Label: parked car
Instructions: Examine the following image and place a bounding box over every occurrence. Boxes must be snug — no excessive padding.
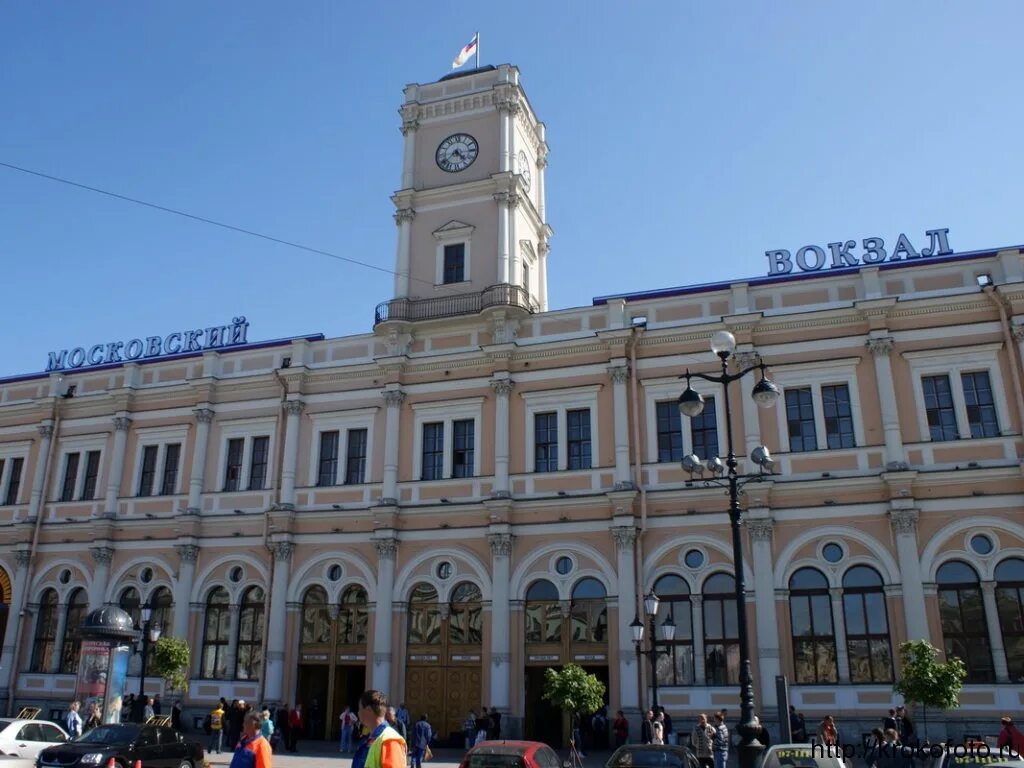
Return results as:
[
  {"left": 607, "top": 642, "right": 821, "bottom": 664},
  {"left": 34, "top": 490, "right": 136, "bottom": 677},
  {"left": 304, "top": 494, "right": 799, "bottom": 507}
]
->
[
  {"left": 458, "top": 741, "right": 563, "bottom": 768},
  {"left": 757, "top": 744, "right": 848, "bottom": 768},
  {"left": 605, "top": 744, "right": 701, "bottom": 768},
  {"left": 36, "top": 723, "right": 203, "bottom": 768},
  {"left": 0, "top": 720, "right": 69, "bottom": 760},
  {"left": 922, "top": 742, "right": 1023, "bottom": 768}
]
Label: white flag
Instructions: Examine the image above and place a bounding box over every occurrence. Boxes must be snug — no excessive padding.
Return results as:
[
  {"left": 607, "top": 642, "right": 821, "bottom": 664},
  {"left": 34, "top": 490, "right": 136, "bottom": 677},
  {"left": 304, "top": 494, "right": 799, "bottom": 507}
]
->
[{"left": 452, "top": 34, "right": 479, "bottom": 69}]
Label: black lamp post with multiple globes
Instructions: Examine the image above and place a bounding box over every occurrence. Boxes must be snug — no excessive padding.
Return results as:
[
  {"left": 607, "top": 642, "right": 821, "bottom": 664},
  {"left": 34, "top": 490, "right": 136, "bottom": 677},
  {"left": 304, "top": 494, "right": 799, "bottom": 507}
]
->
[
  {"left": 136, "top": 601, "right": 163, "bottom": 700},
  {"left": 677, "top": 330, "right": 781, "bottom": 768},
  {"left": 630, "top": 592, "right": 676, "bottom": 713}
]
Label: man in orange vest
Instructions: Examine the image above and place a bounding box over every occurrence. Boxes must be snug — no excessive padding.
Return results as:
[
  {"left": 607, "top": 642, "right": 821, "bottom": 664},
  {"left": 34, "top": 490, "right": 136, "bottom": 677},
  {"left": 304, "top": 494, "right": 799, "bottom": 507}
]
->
[{"left": 351, "top": 690, "right": 407, "bottom": 768}]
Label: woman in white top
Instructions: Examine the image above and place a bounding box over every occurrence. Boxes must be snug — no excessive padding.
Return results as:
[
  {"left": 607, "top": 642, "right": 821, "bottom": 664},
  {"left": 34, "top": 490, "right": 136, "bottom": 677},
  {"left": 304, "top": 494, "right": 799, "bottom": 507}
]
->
[{"left": 652, "top": 713, "right": 665, "bottom": 745}]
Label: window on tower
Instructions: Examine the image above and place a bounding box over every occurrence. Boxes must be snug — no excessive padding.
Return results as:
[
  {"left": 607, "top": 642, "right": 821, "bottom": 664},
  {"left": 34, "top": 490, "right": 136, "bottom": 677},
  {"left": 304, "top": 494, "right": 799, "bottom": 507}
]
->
[{"left": 443, "top": 243, "right": 466, "bottom": 284}]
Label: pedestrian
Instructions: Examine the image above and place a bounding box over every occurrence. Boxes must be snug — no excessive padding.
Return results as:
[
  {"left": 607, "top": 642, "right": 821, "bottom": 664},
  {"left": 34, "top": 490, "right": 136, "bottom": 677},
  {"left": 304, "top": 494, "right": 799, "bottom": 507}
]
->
[
  {"left": 463, "top": 711, "right": 477, "bottom": 750},
  {"left": 351, "top": 690, "right": 406, "bottom": 768},
  {"left": 474, "top": 712, "right": 489, "bottom": 746},
  {"left": 275, "top": 705, "right": 290, "bottom": 751},
  {"left": 309, "top": 699, "right": 321, "bottom": 742},
  {"left": 66, "top": 701, "right": 83, "bottom": 739},
  {"left": 340, "top": 706, "right": 358, "bottom": 753},
  {"left": 489, "top": 707, "right": 502, "bottom": 740},
  {"left": 122, "top": 694, "right": 135, "bottom": 723},
  {"left": 865, "top": 727, "right": 885, "bottom": 768},
  {"left": 817, "top": 716, "right": 838, "bottom": 747},
  {"left": 153, "top": 695, "right": 162, "bottom": 716},
  {"left": 143, "top": 696, "right": 155, "bottom": 722},
  {"left": 663, "top": 709, "right": 674, "bottom": 746},
  {"left": 894, "top": 707, "right": 915, "bottom": 747},
  {"left": 209, "top": 699, "right": 225, "bottom": 754},
  {"left": 883, "top": 709, "right": 897, "bottom": 733},
  {"left": 998, "top": 717, "right": 1024, "bottom": 756},
  {"left": 83, "top": 702, "right": 101, "bottom": 733},
  {"left": 691, "top": 714, "right": 714, "bottom": 768},
  {"left": 171, "top": 700, "right": 183, "bottom": 731},
  {"left": 572, "top": 711, "right": 586, "bottom": 754},
  {"left": 260, "top": 710, "right": 275, "bottom": 742},
  {"left": 287, "top": 704, "right": 304, "bottom": 753},
  {"left": 752, "top": 716, "right": 771, "bottom": 748},
  {"left": 794, "top": 712, "right": 807, "bottom": 743},
  {"left": 592, "top": 707, "right": 607, "bottom": 750},
  {"left": 229, "top": 711, "right": 272, "bottom": 768},
  {"left": 226, "top": 700, "right": 241, "bottom": 748},
  {"left": 397, "top": 703, "right": 411, "bottom": 729},
  {"left": 411, "top": 714, "right": 433, "bottom": 768},
  {"left": 613, "top": 710, "right": 629, "bottom": 749},
  {"left": 712, "top": 712, "right": 729, "bottom": 768},
  {"left": 641, "top": 710, "right": 653, "bottom": 745},
  {"left": 387, "top": 707, "right": 408, "bottom": 743},
  {"left": 652, "top": 712, "right": 665, "bottom": 745}
]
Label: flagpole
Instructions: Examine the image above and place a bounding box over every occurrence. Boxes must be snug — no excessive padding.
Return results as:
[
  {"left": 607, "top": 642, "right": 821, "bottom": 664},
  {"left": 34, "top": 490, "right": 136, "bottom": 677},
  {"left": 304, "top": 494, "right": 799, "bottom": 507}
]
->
[{"left": 475, "top": 31, "right": 480, "bottom": 67}]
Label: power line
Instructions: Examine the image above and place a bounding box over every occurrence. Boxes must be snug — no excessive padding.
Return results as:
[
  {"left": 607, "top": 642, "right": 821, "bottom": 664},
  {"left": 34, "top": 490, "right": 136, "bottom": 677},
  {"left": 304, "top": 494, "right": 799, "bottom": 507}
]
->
[{"left": 0, "top": 160, "right": 427, "bottom": 286}]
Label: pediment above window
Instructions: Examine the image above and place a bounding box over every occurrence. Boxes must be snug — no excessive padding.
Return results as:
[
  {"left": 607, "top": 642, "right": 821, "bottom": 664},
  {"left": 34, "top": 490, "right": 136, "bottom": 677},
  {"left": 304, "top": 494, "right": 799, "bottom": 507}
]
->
[{"left": 433, "top": 220, "right": 475, "bottom": 241}]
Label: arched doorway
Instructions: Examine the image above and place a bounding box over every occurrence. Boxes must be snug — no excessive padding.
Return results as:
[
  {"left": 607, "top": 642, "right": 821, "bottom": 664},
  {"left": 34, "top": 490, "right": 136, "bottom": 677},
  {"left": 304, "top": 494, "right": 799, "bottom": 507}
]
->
[
  {"left": 404, "top": 581, "right": 482, "bottom": 745},
  {"left": 0, "top": 567, "right": 10, "bottom": 670},
  {"left": 296, "top": 585, "right": 368, "bottom": 740}
]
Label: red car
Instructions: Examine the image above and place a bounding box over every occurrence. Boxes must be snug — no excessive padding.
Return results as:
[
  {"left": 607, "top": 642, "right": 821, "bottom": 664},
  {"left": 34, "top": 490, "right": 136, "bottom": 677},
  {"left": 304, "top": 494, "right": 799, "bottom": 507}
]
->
[{"left": 458, "top": 741, "right": 563, "bottom": 768}]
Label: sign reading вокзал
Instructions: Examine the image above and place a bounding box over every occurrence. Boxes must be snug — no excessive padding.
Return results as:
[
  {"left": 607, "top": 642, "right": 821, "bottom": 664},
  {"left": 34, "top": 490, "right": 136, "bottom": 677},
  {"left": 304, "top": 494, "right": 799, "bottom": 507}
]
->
[
  {"left": 765, "top": 228, "right": 952, "bottom": 276},
  {"left": 46, "top": 316, "right": 250, "bottom": 372}
]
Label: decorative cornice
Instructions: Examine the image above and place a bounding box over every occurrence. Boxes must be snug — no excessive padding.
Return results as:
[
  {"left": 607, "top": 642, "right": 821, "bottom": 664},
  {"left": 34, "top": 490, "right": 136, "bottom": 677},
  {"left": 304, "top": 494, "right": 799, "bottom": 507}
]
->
[
  {"left": 608, "top": 365, "right": 630, "bottom": 385},
  {"left": 375, "top": 538, "right": 398, "bottom": 560},
  {"left": 490, "top": 379, "right": 514, "bottom": 397},
  {"left": 866, "top": 336, "right": 895, "bottom": 356},
  {"left": 193, "top": 408, "right": 215, "bottom": 424},
  {"left": 889, "top": 508, "right": 918, "bottom": 536},
  {"left": 487, "top": 533, "right": 513, "bottom": 558},
  {"left": 90, "top": 547, "right": 115, "bottom": 566},
  {"left": 176, "top": 544, "right": 200, "bottom": 563},
  {"left": 611, "top": 526, "right": 637, "bottom": 551},
  {"left": 747, "top": 519, "right": 774, "bottom": 542},
  {"left": 400, "top": 118, "right": 419, "bottom": 136},
  {"left": 272, "top": 542, "right": 295, "bottom": 563},
  {"left": 283, "top": 400, "right": 305, "bottom": 416},
  {"left": 496, "top": 96, "right": 522, "bottom": 116},
  {"left": 113, "top": 416, "right": 132, "bottom": 432},
  {"left": 383, "top": 390, "right": 406, "bottom": 408},
  {"left": 393, "top": 208, "right": 415, "bottom": 225}
]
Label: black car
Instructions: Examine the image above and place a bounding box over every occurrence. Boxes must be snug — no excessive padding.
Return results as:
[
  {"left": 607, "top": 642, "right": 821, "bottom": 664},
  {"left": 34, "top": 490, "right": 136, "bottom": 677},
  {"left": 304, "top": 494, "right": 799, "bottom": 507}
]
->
[
  {"left": 36, "top": 724, "right": 204, "bottom": 768},
  {"left": 605, "top": 745, "right": 702, "bottom": 768}
]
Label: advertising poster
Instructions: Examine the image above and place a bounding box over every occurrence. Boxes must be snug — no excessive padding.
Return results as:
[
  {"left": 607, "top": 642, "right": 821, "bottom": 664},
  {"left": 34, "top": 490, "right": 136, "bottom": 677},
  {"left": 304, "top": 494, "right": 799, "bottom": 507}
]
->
[
  {"left": 103, "top": 646, "right": 130, "bottom": 725},
  {"left": 74, "top": 641, "right": 111, "bottom": 715}
]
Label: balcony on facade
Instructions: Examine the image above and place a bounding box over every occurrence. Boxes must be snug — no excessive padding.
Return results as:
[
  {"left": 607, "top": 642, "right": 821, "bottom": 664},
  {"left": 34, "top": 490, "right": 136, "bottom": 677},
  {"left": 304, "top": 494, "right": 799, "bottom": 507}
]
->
[{"left": 374, "top": 283, "right": 538, "bottom": 325}]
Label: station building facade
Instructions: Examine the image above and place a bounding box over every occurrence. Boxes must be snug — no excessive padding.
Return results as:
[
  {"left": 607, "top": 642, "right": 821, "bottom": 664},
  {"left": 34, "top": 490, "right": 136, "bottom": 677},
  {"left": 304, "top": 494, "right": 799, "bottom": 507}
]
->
[{"left": 1, "top": 65, "right": 1023, "bottom": 742}]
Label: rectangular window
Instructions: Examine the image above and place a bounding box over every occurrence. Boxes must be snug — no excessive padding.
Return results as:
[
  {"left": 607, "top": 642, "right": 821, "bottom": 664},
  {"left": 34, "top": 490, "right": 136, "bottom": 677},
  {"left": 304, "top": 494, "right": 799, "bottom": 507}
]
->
[
  {"left": 421, "top": 423, "right": 444, "bottom": 481},
  {"left": 345, "top": 429, "right": 368, "bottom": 485},
  {"left": 567, "top": 409, "right": 592, "bottom": 470},
  {"left": 223, "top": 438, "right": 244, "bottom": 491},
  {"left": 4, "top": 457, "right": 23, "bottom": 505},
  {"left": 60, "top": 453, "right": 80, "bottom": 502},
  {"left": 138, "top": 446, "right": 159, "bottom": 497},
  {"left": 160, "top": 444, "right": 181, "bottom": 496},
  {"left": 822, "top": 384, "right": 856, "bottom": 449},
  {"left": 691, "top": 396, "right": 719, "bottom": 460},
  {"left": 534, "top": 412, "right": 558, "bottom": 472},
  {"left": 452, "top": 419, "right": 475, "bottom": 478},
  {"left": 316, "top": 431, "right": 339, "bottom": 486},
  {"left": 655, "top": 401, "right": 683, "bottom": 463},
  {"left": 443, "top": 243, "right": 465, "bottom": 284},
  {"left": 961, "top": 371, "right": 999, "bottom": 438},
  {"left": 81, "top": 451, "right": 101, "bottom": 500},
  {"left": 248, "top": 436, "right": 269, "bottom": 490},
  {"left": 922, "top": 374, "right": 958, "bottom": 441},
  {"left": 785, "top": 387, "right": 817, "bottom": 453}
]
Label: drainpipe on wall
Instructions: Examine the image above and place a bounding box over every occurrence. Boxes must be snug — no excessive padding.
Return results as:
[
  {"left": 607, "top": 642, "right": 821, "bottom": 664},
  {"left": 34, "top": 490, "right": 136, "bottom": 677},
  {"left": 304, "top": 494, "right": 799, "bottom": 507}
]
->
[
  {"left": 7, "top": 384, "right": 63, "bottom": 715},
  {"left": 628, "top": 324, "right": 648, "bottom": 712},
  {"left": 981, "top": 285, "right": 1024, "bottom": 437}
]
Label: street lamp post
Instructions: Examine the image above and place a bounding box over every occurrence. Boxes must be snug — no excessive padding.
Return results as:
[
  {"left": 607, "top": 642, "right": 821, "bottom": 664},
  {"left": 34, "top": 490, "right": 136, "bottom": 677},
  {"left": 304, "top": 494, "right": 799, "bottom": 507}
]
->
[
  {"left": 677, "top": 330, "right": 781, "bottom": 768},
  {"left": 630, "top": 592, "right": 676, "bottom": 713},
  {"left": 136, "top": 601, "right": 163, "bottom": 703}
]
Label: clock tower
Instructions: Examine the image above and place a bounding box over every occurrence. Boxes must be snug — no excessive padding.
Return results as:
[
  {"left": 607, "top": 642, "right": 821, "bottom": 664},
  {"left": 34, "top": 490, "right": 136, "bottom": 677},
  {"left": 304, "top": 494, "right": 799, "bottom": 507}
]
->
[{"left": 381, "top": 64, "right": 551, "bottom": 323}]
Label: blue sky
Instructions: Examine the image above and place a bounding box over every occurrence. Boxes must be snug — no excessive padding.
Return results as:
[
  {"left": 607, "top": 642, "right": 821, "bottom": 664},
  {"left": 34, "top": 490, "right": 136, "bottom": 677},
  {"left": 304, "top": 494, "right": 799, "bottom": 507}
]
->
[{"left": 2, "top": 2, "right": 1022, "bottom": 377}]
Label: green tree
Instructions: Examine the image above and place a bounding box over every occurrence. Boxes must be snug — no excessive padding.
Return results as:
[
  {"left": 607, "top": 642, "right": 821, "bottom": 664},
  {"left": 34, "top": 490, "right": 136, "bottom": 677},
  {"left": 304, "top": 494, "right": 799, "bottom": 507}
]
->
[
  {"left": 541, "top": 665, "right": 607, "bottom": 747},
  {"left": 892, "top": 640, "right": 966, "bottom": 743},
  {"left": 151, "top": 637, "right": 192, "bottom": 694}
]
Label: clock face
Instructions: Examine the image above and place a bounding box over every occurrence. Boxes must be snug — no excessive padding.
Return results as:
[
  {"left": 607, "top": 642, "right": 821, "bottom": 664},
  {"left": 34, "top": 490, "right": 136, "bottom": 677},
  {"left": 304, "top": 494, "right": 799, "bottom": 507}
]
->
[
  {"left": 517, "top": 150, "right": 532, "bottom": 192},
  {"left": 436, "top": 133, "right": 479, "bottom": 173}
]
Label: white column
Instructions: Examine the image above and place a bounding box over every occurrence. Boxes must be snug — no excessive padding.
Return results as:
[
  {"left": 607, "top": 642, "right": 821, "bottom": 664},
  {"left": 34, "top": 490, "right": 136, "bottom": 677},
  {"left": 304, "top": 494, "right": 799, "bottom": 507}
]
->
[
  {"left": 829, "top": 588, "right": 851, "bottom": 683},
  {"left": 393, "top": 209, "right": 414, "bottom": 298},
  {"left": 538, "top": 240, "right": 549, "bottom": 312},
  {"left": 734, "top": 351, "right": 762, "bottom": 462},
  {"left": 51, "top": 602, "right": 69, "bottom": 674},
  {"left": 264, "top": 541, "right": 294, "bottom": 703},
  {"left": 490, "top": 378, "right": 513, "bottom": 497},
  {"left": 173, "top": 544, "right": 199, "bottom": 641},
  {"left": 867, "top": 337, "right": 907, "bottom": 468},
  {"left": 224, "top": 604, "right": 240, "bottom": 680},
  {"left": 88, "top": 547, "right": 114, "bottom": 609},
  {"left": 747, "top": 518, "right": 781, "bottom": 707},
  {"left": 28, "top": 423, "right": 54, "bottom": 520},
  {"left": 498, "top": 101, "right": 512, "bottom": 172},
  {"left": 691, "top": 596, "right": 706, "bottom": 685},
  {"left": 104, "top": 416, "right": 131, "bottom": 517},
  {"left": 187, "top": 408, "right": 215, "bottom": 515},
  {"left": 890, "top": 508, "right": 931, "bottom": 642},
  {"left": 280, "top": 400, "right": 304, "bottom": 509},
  {"left": 980, "top": 581, "right": 1010, "bottom": 683},
  {"left": 612, "top": 525, "right": 639, "bottom": 711},
  {"left": 488, "top": 532, "right": 513, "bottom": 711},
  {"left": 495, "top": 193, "right": 510, "bottom": 284},
  {"left": 0, "top": 549, "right": 31, "bottom": 696},
  {"left": 372, "top": 536, "right": 398, "bottom": 693},
  {"left": 381, "top": 390, "right": 404, "bottom": 505},
  {"left": 509, "top": 194, "right": 519, "bottom": 285},
  {"left": 609, "top": 365, "right": 633, "bottom": 488},
  {"left": 400, "top": 115, "right": 417, "bottom": 189},
  {"left": 537, "top": 154, "right": 547, "bottom": 221}
]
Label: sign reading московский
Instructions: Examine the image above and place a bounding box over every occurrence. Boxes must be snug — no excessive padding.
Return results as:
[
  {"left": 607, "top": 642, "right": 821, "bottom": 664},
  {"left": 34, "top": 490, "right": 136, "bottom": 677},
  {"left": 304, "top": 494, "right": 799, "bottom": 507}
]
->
[
  {"left": 765, "top": 228, "right": 952, "bottom": 276},
  {"left": 45, "top": 316, "right": 251, "bottom": 372}
]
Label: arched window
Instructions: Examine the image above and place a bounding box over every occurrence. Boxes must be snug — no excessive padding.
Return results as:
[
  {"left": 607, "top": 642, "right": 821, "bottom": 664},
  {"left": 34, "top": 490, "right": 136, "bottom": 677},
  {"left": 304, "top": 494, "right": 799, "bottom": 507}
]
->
[
  {"left": 301, "top": 586, "right": 331, "bottom": 645},
  {"left": 235, "top": 586, "right": 265, "bottom": 680},
  {"left": 201, "top": 587, "right": 230, "bottom": 679},
  {"left": 789, "top": 567, "right": 836, "bottom": 683},
  {"left": 338, "top": 586, "right": 369, "bottom": 645},
  {"left": 842, "top": 566, "right": 892, "bottom": 682},
  {"left": 59, "top": 588, "right": 88, "bottom": 674},
  {"left": 525, "top": 579, "right": 561, "bottom": 643},
  {"left": 995, "top": 557, "right": 1024, "bottom": 682},
  {"left": 570, "top": 578, "right": 608, "bottom": 643},
  {"left": 119, "top": 587, "right": 141, "bottom": 627},
  {"left": 449, "top": 582, "right": 483, "bottom": 645},
  {"left": 703, "top": 573, "right": 739, "bottom": 685},
  {"left": 30, "top": 589, "right": 59, "bottom": 672},
  {"left": 408, "top": 584, "right": 441, "bottom": 645},
  {"left": 653, "top": 574, "right": 693, "bottom": 686},
  {"left": 149, "top": 587, "right": 173, "bottom": 634},
  {"left": 937, "top": 561, "right": 993, "bottom": 682}
]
